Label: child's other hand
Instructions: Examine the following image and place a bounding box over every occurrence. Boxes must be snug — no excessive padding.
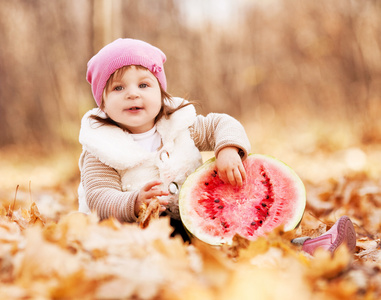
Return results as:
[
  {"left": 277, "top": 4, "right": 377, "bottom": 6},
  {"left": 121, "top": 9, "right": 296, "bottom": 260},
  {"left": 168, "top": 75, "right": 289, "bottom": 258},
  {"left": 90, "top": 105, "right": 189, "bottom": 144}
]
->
[
  {"left": 216, "top": 146, "right": 246, "bottom": 187},
  {"left": 135, "top": 180, "right": 169, "bottom": 216}
]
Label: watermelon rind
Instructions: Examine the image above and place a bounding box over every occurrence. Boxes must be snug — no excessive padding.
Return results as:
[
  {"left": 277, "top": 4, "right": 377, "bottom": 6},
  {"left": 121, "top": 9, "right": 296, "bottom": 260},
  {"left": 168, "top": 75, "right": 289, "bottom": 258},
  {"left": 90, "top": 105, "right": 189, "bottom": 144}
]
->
[{"left": 179, "top": 154, "right": 306, "bottom": 246}]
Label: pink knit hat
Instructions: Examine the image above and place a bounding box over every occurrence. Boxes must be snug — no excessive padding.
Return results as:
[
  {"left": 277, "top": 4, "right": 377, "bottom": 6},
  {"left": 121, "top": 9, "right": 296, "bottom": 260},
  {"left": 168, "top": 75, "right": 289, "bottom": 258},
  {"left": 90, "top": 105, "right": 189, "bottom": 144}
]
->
[{"left": 86, "top": 38, "right": 167, "bottom": 106}]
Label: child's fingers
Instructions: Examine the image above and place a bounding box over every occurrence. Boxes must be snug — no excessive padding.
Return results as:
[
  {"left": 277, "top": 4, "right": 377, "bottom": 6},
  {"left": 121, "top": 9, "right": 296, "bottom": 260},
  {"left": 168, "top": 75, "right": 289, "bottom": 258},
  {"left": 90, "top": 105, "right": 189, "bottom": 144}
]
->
[
  {"left": 144, "top": 189, "right": 169, "bottom": 201},
  {"left": 142, "top": 180, "right": 162, "bottom": 191},
  {"left": 238, "top": 163, "right": 246, "bottom": 182},
  {"left": 233, "top": 168, "right": 243, "bottom": 187},
  {"left": 226, "top": 169, "right": 237, "bottom": 186},
  {"left": 220, "top": 169, "right": 238, "bottom": 186},
  {"left": 140, "top": 181, "right": 169, "bottom": 204},
  {"left": 231, "top": 161, "right": 246, "bottom": 187},
  {"left": 219, "top": 162, "right": 246, "bottom": 186},
  {"left": 217, "top": 170, "right": 228, "bottom": 185}
]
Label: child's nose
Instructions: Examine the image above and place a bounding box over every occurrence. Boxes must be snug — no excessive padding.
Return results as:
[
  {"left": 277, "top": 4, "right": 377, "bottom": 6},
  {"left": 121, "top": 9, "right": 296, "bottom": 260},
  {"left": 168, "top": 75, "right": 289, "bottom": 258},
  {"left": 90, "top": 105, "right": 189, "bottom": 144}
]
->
[
  {"left": 126, "top": 93, "right": 138, "bottom": 100},
  {"left": 125, "top": 87, "right": 139, "bottom": 99}
]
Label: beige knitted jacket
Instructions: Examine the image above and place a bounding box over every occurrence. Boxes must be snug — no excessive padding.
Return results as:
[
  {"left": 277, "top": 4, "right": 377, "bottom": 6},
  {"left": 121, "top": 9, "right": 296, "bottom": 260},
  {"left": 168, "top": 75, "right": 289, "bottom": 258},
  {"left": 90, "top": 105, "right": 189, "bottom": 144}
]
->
[{"left": 78, "top": 98, "right": 251, "bottom": 223}]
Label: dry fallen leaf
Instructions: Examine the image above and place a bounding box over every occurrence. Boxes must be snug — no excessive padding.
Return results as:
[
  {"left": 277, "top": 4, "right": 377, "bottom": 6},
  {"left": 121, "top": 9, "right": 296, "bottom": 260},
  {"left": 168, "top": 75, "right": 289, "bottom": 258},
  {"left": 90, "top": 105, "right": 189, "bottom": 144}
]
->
[
  {"left": 306, "top": 246, "right": 353, "bottom": 280},
  {"left": 1, "top": 161, "right": 381, "bottom": 299},
  {"left": 137, "top": 198, "right": 161, "bottom": 229}
]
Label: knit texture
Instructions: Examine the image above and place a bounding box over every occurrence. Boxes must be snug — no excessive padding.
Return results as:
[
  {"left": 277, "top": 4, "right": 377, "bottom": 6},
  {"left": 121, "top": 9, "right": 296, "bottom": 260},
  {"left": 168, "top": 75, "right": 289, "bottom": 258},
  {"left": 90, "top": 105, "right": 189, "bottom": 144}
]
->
[
  {"left": 191, "top": 113, "right": 249, "bottom": 159},
  {"left": 81, "top": 152, "right": 138, "bottom": 222}
]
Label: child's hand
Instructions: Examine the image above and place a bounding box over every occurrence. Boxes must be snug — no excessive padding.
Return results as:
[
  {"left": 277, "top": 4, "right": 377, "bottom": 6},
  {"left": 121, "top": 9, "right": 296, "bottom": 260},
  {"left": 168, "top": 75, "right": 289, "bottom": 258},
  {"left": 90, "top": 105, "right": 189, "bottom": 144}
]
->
[
  {"left": 216, "top": 146, "right": 246, "bottom": 187},
  {"left": 135, "top": 180, "right": 169, "bottom": 216}
]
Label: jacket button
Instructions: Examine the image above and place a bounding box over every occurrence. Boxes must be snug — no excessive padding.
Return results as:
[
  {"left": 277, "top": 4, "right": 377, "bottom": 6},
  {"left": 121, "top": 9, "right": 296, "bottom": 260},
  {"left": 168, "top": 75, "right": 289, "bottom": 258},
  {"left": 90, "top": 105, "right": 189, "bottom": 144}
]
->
[
  {"left": 168, "top": 182, "right": 179, "bottom": 195},
  {"left": 160, "top": 150, "right": 170, "bottom": 162}
]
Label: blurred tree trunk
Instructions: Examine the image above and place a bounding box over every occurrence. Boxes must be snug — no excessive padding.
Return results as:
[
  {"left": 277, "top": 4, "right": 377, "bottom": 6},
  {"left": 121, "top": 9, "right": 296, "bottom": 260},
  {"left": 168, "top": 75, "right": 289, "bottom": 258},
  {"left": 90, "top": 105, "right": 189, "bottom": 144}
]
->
[
  {"left": 0, "top": 0, "right": 92, "bottom": 150},
  {"left": 0, "top": 0, "right": 380, "bottom": 151},
  {"left": 92, "top": 0, "right": 123, "bottom": 52}
]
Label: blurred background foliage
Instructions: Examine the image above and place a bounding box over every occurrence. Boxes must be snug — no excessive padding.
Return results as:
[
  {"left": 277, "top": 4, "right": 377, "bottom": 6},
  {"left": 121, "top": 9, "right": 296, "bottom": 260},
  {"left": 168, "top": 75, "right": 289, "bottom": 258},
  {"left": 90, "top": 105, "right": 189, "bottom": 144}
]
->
[{"left": 0, "top": 0, "right": 380, "bottom": 191}]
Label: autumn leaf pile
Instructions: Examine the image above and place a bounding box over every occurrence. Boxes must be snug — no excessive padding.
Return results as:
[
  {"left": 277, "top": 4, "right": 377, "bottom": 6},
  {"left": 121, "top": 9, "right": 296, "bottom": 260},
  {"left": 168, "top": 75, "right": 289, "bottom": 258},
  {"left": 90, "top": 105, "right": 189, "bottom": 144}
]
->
[{"left": 0, "top": 169, "right": 379, "bottom": 300}]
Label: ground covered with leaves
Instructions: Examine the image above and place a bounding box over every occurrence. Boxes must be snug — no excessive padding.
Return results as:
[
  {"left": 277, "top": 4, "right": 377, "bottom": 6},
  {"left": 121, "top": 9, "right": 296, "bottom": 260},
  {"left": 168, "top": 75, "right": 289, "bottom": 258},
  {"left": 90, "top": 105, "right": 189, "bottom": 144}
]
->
[{"left": 0, "top": 143, "right": 380, "bottom": 300}]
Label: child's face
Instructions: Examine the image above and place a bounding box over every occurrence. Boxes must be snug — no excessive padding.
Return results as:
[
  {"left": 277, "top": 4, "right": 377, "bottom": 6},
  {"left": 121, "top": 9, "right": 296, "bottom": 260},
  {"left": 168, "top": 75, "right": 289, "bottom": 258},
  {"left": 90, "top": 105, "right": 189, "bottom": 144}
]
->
[{"left": 103, "top": 66, "right": 162, "bottom": 133}]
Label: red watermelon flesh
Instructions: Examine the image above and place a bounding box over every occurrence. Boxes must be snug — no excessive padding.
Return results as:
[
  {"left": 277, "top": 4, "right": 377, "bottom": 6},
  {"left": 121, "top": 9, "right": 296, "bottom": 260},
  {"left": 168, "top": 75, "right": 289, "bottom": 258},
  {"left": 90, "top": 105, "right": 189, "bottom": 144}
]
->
[{"left": 179, "top": 154, "right": 306, "bottom": 245}]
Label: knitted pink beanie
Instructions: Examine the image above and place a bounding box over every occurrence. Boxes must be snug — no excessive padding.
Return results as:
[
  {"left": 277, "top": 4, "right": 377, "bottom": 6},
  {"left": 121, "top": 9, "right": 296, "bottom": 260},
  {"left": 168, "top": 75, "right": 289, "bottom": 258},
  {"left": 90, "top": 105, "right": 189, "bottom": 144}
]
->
[{"left": 86, "top": 38, "right": 167, "bottom": 107}]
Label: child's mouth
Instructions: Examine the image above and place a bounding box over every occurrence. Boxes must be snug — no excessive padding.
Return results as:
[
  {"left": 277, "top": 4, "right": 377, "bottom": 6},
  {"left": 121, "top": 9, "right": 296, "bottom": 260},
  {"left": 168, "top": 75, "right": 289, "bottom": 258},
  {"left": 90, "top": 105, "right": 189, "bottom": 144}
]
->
[{"left": 128, "top": 107, "right": 142, "bottom": 111}]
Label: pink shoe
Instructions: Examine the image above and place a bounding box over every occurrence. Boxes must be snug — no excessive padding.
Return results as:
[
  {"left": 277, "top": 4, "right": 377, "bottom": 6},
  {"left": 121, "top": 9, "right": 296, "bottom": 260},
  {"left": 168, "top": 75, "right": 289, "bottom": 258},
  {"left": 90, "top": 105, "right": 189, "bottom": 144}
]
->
[{"left": 294, "top": 216, "right": 356, "bottom": 256}]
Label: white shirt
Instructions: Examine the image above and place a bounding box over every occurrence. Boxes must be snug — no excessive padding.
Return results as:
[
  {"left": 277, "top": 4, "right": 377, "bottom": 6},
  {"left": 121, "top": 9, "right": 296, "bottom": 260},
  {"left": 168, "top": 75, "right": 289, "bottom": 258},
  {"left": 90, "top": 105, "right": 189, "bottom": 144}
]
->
[{"left": 130, "top": 125, "right": 162, "bottom": 153}]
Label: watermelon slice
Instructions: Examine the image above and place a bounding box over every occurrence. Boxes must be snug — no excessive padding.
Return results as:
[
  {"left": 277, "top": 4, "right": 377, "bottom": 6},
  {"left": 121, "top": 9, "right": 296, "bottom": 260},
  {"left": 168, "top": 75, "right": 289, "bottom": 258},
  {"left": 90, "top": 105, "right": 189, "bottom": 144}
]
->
[{"left": 179, "top": 154, "right": 306, "bottom": 245}]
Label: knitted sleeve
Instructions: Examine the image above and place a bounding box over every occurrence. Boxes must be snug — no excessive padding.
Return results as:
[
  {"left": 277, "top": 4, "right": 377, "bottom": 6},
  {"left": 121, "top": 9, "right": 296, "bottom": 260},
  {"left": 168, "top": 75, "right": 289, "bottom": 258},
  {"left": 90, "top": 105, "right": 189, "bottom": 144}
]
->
[
  {"left": 81, "top": 151, "right": 138, "bottom": 222},
  {"left": 189, "top": 113, "right": 251, "bottom": 159}
]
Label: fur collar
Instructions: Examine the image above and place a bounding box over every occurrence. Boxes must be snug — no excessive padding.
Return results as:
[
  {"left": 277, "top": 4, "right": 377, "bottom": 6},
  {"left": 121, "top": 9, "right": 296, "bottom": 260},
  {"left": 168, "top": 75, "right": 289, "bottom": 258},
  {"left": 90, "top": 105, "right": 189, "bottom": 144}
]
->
[{"left": 79, "top": 97, "right": 196, "bottom": 170}]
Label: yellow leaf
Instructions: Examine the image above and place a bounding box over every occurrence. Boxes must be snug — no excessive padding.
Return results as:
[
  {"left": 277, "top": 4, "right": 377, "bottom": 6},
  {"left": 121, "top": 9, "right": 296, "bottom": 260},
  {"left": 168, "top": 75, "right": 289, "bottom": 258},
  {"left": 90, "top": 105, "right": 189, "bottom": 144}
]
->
[{"left": 306, "top": 246, "right": 352, "bottom": 280}]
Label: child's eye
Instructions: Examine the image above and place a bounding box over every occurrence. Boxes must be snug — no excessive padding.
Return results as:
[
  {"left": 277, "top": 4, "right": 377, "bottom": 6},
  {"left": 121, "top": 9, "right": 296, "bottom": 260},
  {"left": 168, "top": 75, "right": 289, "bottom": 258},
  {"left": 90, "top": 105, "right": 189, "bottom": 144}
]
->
[
  {"left": 114, "top": 86, "right": 123, "bottom": 91},
  {"left": 139, "top": 83, "right": 148, "bottom": 88}
]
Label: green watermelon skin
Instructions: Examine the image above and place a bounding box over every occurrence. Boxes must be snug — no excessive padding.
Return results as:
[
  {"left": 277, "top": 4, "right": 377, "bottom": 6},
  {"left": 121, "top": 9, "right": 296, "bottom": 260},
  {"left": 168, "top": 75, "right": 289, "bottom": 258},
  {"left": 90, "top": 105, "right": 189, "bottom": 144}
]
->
[{"left": 179, "top": 154, "right": 306, "bottom": 245}]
